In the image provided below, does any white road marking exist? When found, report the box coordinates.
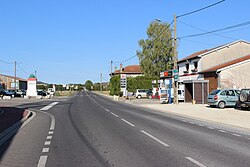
[208,127,214,129]
[140,130,169,147]
[198,124,204,127]
[47,136,53,140]
[189,122,195,124]
[42,148,49,153]
[48,131,54,135]
[105,108,110,112]
[38,110,56,131]
[40,102,59,111]
[121,119,135,127]
[185,157,207,167]
[44,141,51,145]
[232,134,241,137]
[110,112,119,118]
[37,156,48,167]
[182,120,187,122]
[218,130,227,133]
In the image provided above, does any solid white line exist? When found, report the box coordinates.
[48,131,54,135]
[110,112,119,117]
[44,141,51,145]
[218,130,227,133]
[208,127,214,129]
[232,134,241,137]
[42,148,49,153]
[121,119,135,127]
[40,102,59,111]
[185,157,207,167]
[140,130,169,147]
[47,136,53,140]
[37,156,48,167]
[105,108,110,112]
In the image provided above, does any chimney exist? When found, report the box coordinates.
[120,63,123,72]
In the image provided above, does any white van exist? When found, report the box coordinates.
[135,89,148,99]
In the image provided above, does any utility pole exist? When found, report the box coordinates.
[173,15,178,104]
[14,61,17,91]
[35,70,37,78]
[100,73,102,92]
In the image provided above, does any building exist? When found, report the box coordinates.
[0,74,27,90]
[177,40,250,103]
[110,64,143,78]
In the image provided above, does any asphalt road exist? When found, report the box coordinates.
[1,91,250,167]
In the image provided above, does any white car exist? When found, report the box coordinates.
[135,89,148,99]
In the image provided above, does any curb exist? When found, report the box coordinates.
[0,109,34,146]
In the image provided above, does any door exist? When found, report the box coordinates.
[225,90,237,106]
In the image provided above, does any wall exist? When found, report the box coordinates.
[201,41,250,70]
[219,60,250,89]
[204,72,218,93]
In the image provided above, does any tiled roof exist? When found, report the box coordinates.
[0,74,27,81]
[178,40,250,63]
[113,65,142,74]
[199,54,250,73]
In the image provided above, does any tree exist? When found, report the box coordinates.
[109,75,121,96]
[137,21,174,77]
[85,80,93,91]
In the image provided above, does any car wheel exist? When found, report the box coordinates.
[137,95,142,99]
[240,92,248,102]
[218,101,225,109]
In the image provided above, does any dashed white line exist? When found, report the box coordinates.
[105,108,110,112]
[189,122,195,124]
[218,130,227,133]
[185,157,207,167]
[42,148,50,153]
[44,141,51,145]
[110,112,119,118]
[48,131,54,135]
[208,127,214,129]
[232,134,241,137]
[37,156,48,167]
[121,119,135,127]
[140,130,169,147]
[198,124,204,127]
[47,136,53,140]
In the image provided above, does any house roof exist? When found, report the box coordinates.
[0,74,27,82]
[113,65,142,74]
[178,40,250,63]
[199,54,250,73]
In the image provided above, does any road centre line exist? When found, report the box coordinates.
[44,141,51,145]
[121,119,135,127]
[47,136,53,140]
[42,148,49,153]
[218,130,227,133]
[40,102,59,111]
[140,130,169,147]
[110,112,119,118]
[48,131,54,135]
[105,108,110,112]
[232,134,241,137]
[185,157,207,167]
[37,156,48,167]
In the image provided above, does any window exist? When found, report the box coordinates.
[226,90,235,96]
[185,64,189,71]
[193,62,198,69]
[220,90,226,96]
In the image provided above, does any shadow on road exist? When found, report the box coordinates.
[0,107,28,161]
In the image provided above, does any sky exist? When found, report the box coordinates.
[0,0,249,84]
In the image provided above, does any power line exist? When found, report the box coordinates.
[17,63,30,75]
[178,20,237,40]
[113,20,174,64]
[177,0,225,18]
[0,59,13,65]
[179,20,250,39]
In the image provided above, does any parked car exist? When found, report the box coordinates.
[147,89,153,99]
[16,89,26,97]
[0,89,16,98]
[235,89,250,110]
[37,90,47,96]
[135,89,148,99]
[207,89,240,109]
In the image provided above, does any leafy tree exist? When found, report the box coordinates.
[109,75,121,96]
[85,80,93,91]
[127,76,158,93]
[137,21,173,77]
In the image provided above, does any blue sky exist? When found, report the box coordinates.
[0,0,249,84]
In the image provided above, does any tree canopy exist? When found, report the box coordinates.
[137,21,174,77]
[85,80,93,91]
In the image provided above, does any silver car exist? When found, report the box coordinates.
[207,89,240,109]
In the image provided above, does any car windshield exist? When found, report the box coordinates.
[241,89,250,95]
[209,89,220,95]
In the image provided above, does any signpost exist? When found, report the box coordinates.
[120,74,127,96]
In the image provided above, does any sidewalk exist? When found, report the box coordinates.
[94,92,250,130]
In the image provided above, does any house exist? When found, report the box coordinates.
[177,40,250,103]
[110,64,143,78]
[0,74,27,90]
